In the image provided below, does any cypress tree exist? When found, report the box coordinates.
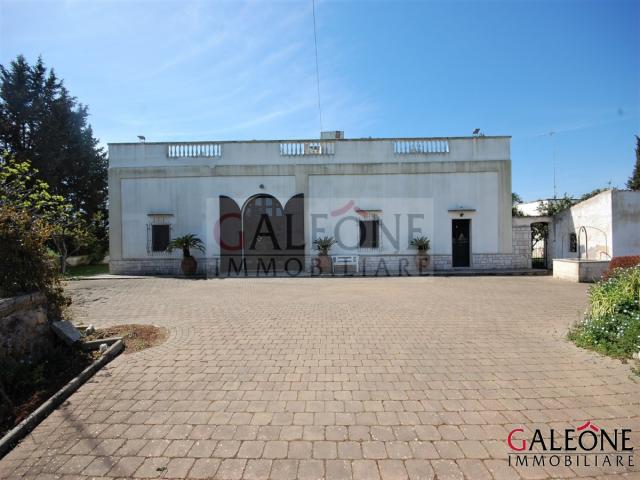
[627,136,640,191]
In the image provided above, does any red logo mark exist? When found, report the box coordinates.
[577,421,600,432]
[507,428,526,451]
[330,200,355,217]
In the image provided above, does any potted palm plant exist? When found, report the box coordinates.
[167,234,205,275]
[410,235,431,272]
[313,236,336,273]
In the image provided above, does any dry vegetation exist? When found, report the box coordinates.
[85,324,168,353]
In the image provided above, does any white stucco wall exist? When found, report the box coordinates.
[308,172,499,255]
[552,191,613,260]
[120,176,295,258]
[611,190,640,257]
[119,172,501,259]
[552,190,640,260]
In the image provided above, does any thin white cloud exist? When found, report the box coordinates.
[2,0,376,142]
[516,109,638,140]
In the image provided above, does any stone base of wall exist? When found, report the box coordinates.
[110,258,184,276]
[472,253,529,269]
[0,292,56,362]
[112,251,533,277]
[110,258,219,276]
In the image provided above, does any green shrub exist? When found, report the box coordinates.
[0,206,69,317]
[569,266,640,358]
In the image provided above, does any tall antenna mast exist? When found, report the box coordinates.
[549,131,557,199]
[311,0,323,132]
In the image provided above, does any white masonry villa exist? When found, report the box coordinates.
[108,132,534,276]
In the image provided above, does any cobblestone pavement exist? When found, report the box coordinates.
[1,276,639,479]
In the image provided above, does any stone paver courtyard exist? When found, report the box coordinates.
[1,276,638,479]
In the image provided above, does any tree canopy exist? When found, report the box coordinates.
[511,192,523,217]
[537,194,575,216]
[0,55,107,220]
[628,135,640,191]
[0,154,103,272]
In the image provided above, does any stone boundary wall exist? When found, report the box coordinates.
[0,292,55,362]
[471,225,531,270]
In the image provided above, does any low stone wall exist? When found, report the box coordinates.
[0,292,56,362]
[553,259,610,283]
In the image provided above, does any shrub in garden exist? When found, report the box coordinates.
[569,265,640,358]
[1,155,99,273]
[0,206,69,317]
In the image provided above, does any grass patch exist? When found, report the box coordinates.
[568,266,640,360]
[0,345,94,438]
[64,264,108,278]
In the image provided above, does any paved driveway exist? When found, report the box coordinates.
[1,277,638,479]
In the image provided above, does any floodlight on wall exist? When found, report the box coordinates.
[137,135,146,143]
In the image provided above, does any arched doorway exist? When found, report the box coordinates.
[243,194,286,273]
[218,193,305,275]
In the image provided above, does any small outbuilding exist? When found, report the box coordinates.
[551,190,640,282]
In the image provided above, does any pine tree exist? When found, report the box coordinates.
[627,136,640,191]
[0,55,107,220]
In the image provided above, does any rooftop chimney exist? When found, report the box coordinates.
[321,130,344,140]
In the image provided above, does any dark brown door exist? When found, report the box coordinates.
[283,194,305,274]
[452,219,470,267]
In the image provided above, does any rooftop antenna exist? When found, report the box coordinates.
[311,0,323,132]
[549,131,556,199]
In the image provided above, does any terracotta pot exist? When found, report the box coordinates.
[181,256,198,275]
[415,252,430,273]
[316,255,332,274]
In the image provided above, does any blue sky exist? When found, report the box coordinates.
[1,0,638,200]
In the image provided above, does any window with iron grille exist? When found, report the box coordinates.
[146,214,174,255]
[569,233,577,253]
[359,219,380,249]
[151,224,171,252]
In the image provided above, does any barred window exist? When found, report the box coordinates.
[359,219,380,249]
[146,213,173,255]
[151,224,170,252]
[569,233,577,253]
